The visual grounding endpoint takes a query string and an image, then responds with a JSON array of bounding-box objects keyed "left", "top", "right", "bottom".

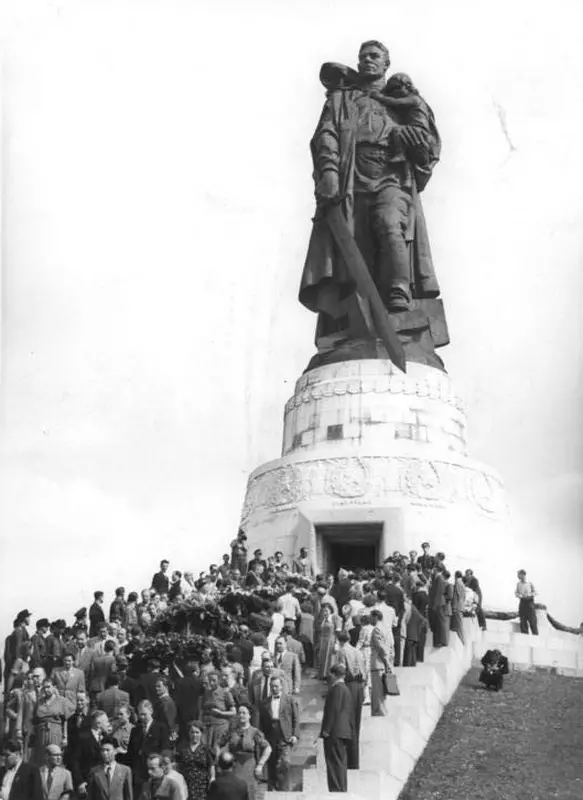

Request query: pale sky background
[{"left": 1, "top": 0, "right": 582, "bottom": 643}]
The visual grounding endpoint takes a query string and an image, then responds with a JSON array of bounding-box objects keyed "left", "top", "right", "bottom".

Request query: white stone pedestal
[{"left": 240, "top": 359, "right": 514, "bottom": 609}]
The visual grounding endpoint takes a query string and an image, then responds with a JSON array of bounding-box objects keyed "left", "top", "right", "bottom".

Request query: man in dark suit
[
  {"left": 258, "top": 676, "right": 299, "bottom": 791},
  {"left": 66, "top": 691, "right": 92, "bottom": 770},
  {"left": 207, "top": 752, "right": 249, "bottom": 800},
  {"left": 3, "top": 610, "right": 31, "bottom": 675},
  {"left": 428, "top": 566, "right": 449, "bottom": 647},
  {"left": 138, "top": 660, "right": 162, "bottom": 705},
  {"left": 87, "top": 736, "right": 133, "bottom": 800},
  {"left": 320, "top": 663, "right": 355, "bottom": 793},
  {"left": 0, "top": 739, "right": 43, "bottom": 800},
  {"left": 89, "top": 593, "right": 106, "bottom": 639},
  {"left": 127, "top": 700, "right": 169, "bottom": 793},
  {"left": 151, "top": 560, "right": 170, "bottom": 595},
  {"left": 30, "top": 618, "right": 50, "bottom": 670},
  {"left": 72, "top": 710, "right": 111, "bottom": 796},
  {"left": 172, "top": 660, "right": 202, "bottom": 741},
  {"left": 334, "top": 631, "right": 364, "bottom": 769}
]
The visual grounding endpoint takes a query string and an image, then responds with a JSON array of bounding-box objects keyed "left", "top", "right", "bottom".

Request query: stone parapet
[{"left": 282, "top": 360, "right": 468, "bottom": 458}]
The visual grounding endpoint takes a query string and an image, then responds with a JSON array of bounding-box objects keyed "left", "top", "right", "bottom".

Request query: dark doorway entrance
[{"left": 316, "top": 523, "right": 382, "bottom": 574}]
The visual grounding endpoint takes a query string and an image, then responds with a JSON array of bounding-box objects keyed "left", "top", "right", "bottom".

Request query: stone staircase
[
  {"left": 259, "top": 617, "right": 481, "bottom": 799},
  {"left": 257, "top": 614, "right": 583, "bottom": 799}
]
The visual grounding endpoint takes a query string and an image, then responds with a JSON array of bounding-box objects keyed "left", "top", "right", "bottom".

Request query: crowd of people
[{"left": 0, "top": 534, "right": 490, "bottom": 797}]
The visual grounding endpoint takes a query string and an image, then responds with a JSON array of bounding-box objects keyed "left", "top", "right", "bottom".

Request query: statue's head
[
  {"left": 385, "top": 72, "right": 417, "bottom": 97},
  {"left": 358, "top": 40, "right": 390, "bottom": 80}
]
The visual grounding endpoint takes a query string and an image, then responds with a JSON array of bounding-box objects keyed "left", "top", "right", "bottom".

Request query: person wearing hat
[
  {"left": 45, "top": 620, "right": 67, "bottom": 676},
  {"left": 30, "top": 618, "right": 50, "bottom": 670},
  {"left": 3, "top": 609, "right": 31, "bottom": 676},
  {"left": 72, "top": 608, "right": 88, "bottom": 637},
  {"left": 248, "top": 549, "right": 267, "bottom": 575},
  {"left": 89, "top": 592, "right": 106, "bottom": 639},
  {"left": 109, "top": 588, "right": 126, "bottom": 624},
  {"left": 40, "top": 744, "right": 73, "bottom": 800}
]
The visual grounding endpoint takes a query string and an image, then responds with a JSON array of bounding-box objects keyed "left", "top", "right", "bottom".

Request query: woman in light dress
[{"left": 317, "top": 603, "right": 341, "bottom": 680}]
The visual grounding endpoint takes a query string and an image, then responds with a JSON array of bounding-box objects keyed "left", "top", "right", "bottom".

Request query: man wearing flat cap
[
  {"left": 4, "top": 610, "right": 31, "bottom": 675},
  {"left": 72, "top": 608, "right": 88, "bottom": 636}
]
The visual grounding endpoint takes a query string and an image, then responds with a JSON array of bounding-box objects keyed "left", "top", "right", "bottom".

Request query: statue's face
[{"left": 358, "top": 45, "right": 388, "bottom": 80}]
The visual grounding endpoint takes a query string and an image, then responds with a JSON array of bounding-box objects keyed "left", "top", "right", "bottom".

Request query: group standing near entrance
[{"left": 0, "top": 531, "right": 536, "bottom": 797}]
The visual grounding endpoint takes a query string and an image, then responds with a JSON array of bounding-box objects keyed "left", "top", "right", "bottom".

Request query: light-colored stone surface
[
  {"left": 282, "top": 360, "right": 468, "bottom": 458},
  {"left": 240, "top": 360, "right": 515, "bottom": 609}
]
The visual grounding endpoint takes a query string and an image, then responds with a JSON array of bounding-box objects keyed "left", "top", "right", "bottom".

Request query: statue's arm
[{"left": 311, "top": 96, "right": 341, "bottom": 198}]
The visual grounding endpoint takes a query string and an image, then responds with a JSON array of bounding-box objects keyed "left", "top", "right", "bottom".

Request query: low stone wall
[{"left": 474, "top": 609, "right": 583, "bottom": 677}]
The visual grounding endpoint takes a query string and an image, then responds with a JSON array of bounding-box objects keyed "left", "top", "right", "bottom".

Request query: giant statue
[{"left": 299, "top": 40, "right": 447, "bottom": 371}]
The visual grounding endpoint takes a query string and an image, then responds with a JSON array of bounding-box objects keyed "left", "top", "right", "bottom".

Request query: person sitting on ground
[{"left": 479, "top": 649, "right": 509, "bottom": 691}]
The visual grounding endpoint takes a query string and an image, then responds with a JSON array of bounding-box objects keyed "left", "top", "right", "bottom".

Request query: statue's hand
[{"left": 316, "top": 170, "right": 339, "bottom": 200}]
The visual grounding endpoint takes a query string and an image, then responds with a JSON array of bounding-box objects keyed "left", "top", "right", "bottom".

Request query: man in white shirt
[
  {"left": 515, "top": 570, "right": 538, "bottom": 635},
  {"left": 258, "top": 676, "right": 299, "bottom": 792},
  {"left": 279, "top": 586, "right": 302, "bottom": 627}
]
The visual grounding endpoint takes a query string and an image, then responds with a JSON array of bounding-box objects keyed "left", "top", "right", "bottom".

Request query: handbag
[{"left": 382, "top": 671, "right": 400, "bottom": 696}]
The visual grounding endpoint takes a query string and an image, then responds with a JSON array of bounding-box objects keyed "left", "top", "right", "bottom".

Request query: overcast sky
[{"left": 1, "top": 0, "right": 582, "bottom": 641}]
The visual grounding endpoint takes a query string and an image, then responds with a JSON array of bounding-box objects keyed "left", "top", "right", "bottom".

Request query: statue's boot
[{"left": 387, "top": 286, "right": 411, "bottom": 312}]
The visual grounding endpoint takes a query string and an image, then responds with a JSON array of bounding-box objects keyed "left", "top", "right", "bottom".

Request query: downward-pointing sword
[{"left": 325, "top": 203, "right": 407, "bottom": 373}]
